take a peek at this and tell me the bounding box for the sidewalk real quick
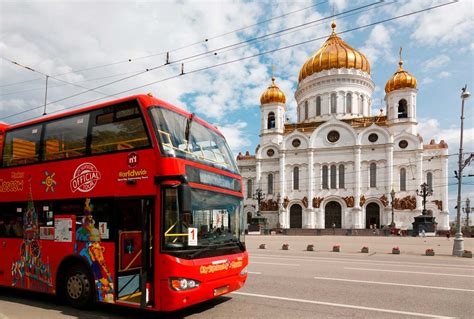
[246,235,474,257]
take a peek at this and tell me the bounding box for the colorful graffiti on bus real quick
[75,198,114,303]
[11,177,53,292]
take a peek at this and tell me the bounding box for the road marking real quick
[250,254,474,270]
[251,261,299,266]
[231,291,454,318]
[247,271,262,274]
[344,267,474,278]
[313,276,474,292]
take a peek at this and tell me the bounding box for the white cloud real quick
[438,71,451,79]
[329,0,348,12]
[391,0,474,46]
[421,77,434,85]
[418,118,474,152]
[422,54,450,70]
[359,24,395,66]
[215,121,251,155]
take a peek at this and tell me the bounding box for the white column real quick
[307,150,314,228]
[416,152,423,212]
[440,154,449,230]
[387,144,394,193]
[352,93,358,115]
[256,159,262,191]
[279,153,287,228]
[363,95,369,116]
[441,155,448,211]
[353,146,362,228]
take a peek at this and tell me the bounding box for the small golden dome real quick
[260,77,286,104]
[298,22,371,82]
[385,48,417,93]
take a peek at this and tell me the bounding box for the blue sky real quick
[0,0,473,220]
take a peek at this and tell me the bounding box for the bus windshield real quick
[162,188,244,257]
[150,107,239,174]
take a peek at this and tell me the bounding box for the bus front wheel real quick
[62,264,94,308]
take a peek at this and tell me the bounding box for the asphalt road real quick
[1,235,473,318]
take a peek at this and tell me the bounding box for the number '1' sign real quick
[188,227,198,246]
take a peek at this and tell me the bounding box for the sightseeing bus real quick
[0,94,247,312]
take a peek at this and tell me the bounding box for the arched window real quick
[427,172,433,192]
[304,101,309,119]
[268,173,273,195]
[400,168,406,191]
[398,99,408,118]
[247,179,253,198]
[370,163,377,188]
[346,93,352,113]
[339,164,345,189]
[316,96,321,116]
[322,165,328,189]
[331,93,337,114]
[293,167,299,190]
[330,165,337,189]
[267,112,275,129]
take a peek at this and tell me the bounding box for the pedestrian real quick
[421,228,426,238]
[332,223,336,235]
[446,232,450,240]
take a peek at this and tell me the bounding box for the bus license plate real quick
[214,285,229,296]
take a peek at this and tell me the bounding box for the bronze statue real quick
[343,196,355,208]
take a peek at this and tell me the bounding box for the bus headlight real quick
[170,278,200,291]
[240,266,248,276]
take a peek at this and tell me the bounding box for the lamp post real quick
[390,188,396,228]
[253,188,265,217]
[453,85,471,256]
[416,183,433,215]
[463,198,471,227]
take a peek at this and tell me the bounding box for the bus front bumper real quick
[160,273,247,312]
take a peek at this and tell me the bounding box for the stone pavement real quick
[246,234,474,257]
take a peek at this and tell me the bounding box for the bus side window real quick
[43,114,89,161]
[90,101,150,154]
[2,125,42,167]
[0,204,23,238]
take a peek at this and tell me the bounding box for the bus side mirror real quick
[178,184,192,215]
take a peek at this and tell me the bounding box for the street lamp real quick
[453,85,471,256]
[463,198,471,227]
[253,188,265,216]
[416,183,433,215]
[390,188,396,228]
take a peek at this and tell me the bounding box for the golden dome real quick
[298,22,371,82]
[260,77,286,104]
[385,48,417,93]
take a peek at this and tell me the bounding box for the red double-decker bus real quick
[0,94,247,312]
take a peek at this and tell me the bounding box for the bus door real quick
[116,198,153,307]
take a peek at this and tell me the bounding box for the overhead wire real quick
[0,1,329,88]
[0,1,392,98]
[3,0,458,124]
[0,1,385,121]
[1,57,116,99]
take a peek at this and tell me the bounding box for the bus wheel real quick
[63,264,94,308]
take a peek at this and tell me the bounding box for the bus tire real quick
[62,264,94,308]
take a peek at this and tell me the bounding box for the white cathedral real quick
[237,22,449,231]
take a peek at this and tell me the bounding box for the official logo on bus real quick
[128,152,138,168]
[70,163,101,193]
